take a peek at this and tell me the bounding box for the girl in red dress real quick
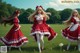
[28,6,57,53]
[0,10,28,51]
[62,10,80,51]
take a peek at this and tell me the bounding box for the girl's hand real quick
[19,25,21,28]
[48,25,50,27]
[15,25,21,31]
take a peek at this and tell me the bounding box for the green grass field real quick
[0,24,79,53]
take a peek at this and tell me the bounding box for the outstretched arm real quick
[46,12,51,15]
[67,23,74,30]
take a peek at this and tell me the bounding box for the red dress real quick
[62,17,80,41]
[0,17,28,47]
[31,14,57,41]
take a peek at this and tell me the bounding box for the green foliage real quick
[60,8,72,21]
[19,8,34,24]
[0,2,10,17]
[46,8,61,24]
[0,1,80,24]
[76,9,80,14]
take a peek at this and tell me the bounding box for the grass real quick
[0,24,79,53]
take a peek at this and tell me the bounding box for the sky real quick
[2,0,80,10]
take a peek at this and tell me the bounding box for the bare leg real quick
[36,33,41,53]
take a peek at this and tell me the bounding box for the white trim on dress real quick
[61,30,77,42]
[0,37,28,44]
[30,31,51,37]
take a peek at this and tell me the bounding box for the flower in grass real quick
[59,43,64,47]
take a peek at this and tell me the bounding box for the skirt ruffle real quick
[0,37,28,47]
[31,26,57,41]
[62,25,80,41]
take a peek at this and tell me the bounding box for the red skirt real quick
[0,26,28,47]
[62,25,80,41]
[31,23,57,41]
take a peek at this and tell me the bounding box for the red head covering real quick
[15,10,20,15]
[36,6,43,10]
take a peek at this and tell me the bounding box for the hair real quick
[63,10,80,26]
[0,10,20,26]
[28,6,49,22]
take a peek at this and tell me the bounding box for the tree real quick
[46,8,61,24]
[20,9,26,13]
[0,2,10,17]
[1,0,79,24]
[19,8,34,24]
[60,8,72,21]
[26,8,34,14]
[76,8,80,14]
[0,0,2,3]
[7,4,17,15]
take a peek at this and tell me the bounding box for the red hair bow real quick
[15,10,20,14]
[36,5,43,10]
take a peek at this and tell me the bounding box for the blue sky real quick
[3,0,80,10]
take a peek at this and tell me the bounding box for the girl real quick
[62,10,80,51]
[28,6,57,53]
[0,10,28,51]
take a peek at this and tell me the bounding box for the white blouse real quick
[35,14,43,21]
[74,17,80,23]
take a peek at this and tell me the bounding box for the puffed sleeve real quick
[70,17,76,24]
[68,17,76,30]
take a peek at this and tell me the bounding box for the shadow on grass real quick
[52,44,78,52]
[22,46,38,52]
[6,46,38,52]
[0,43,39,52]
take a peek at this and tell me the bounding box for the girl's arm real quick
[15,25,21,31]
[46,12,51,15]
[67,23,74,30]
[13,18,21,31]
[67,17,75,30]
